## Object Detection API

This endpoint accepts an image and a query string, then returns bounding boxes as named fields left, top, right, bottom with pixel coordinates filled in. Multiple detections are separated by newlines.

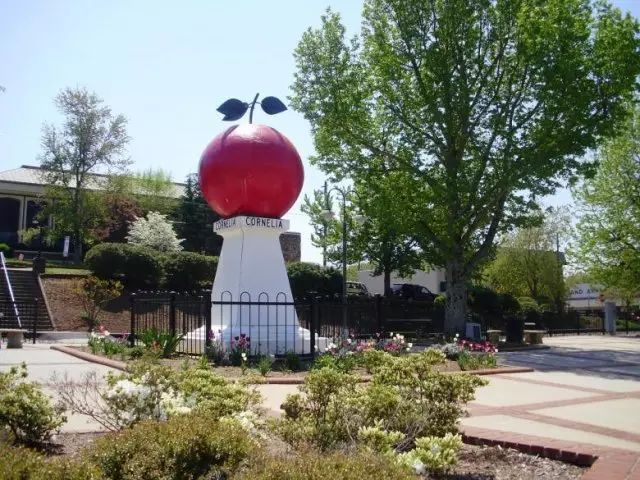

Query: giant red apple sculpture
left=199, top=123, right=304, bottom=218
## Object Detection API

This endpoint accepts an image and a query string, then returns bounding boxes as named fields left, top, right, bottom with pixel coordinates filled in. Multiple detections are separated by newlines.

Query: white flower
left=407, top=343, right=413, bottom=349
left=389, top=332, right=394, bottom=337
left=412, top=459, right=426, bottom=475
left=431, top=444, right=441, bottom=455
left=495, top=348, right=499, bottom=353
left=241, top=352, right=247, bottom=361
left=126, top=211, right=184, bottom=252
left=346, top=338, right=352, bottom=345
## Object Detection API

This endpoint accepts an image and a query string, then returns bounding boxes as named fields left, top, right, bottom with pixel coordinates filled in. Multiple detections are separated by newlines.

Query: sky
left=1, top=0, right=639, bottom=265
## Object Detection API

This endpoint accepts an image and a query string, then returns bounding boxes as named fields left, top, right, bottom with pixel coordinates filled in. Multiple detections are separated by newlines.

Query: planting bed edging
left=51, top=345, right=534, bottom=381
left=462, top=425, right=640, bottom=480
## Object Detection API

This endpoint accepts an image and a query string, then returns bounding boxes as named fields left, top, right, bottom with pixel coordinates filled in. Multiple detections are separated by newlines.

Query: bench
left=0, top=329, right=29, bottom=348
left=523, top=330, right=545, bottom=345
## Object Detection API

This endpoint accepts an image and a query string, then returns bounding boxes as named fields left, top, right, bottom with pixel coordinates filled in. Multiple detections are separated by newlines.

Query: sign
left=63, top=236, right=70, bottom=258
left=213, top=216, right=289, bottom=233
left=568, top=283, right=601, bottom=300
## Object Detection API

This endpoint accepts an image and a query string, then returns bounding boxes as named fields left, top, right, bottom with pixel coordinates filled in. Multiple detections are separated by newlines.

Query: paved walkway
left=0, top=343, right=117, bottom=432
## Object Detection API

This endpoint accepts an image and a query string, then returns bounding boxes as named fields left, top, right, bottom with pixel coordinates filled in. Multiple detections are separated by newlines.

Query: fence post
left=129, top=293, right=136, bottom=347
left=169, top=292, right=177, bottom=337
left=375, top=294, right=383, bottom=335
left=205, top=294, right=212, bottom=349
left=310, top=296, right=317, bottom=359
left=576, top=312, right=580, bottom=335
left=33, top=298, right=38, bottom=344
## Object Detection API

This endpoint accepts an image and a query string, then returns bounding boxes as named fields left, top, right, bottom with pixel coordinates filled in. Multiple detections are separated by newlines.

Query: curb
left=462, top=432, right=597, bottom=467
left=50, top=346, right=533, bottom=383
left=50, top=345, right=127, bottom=371
left=497, top=345, right=551, bottom=352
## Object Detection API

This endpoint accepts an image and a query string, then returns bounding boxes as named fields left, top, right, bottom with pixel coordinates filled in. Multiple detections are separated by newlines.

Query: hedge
left=286, top=262, right=343, bottom=300
left=85, top=243, right=162, bottom=288
left=162, top=252, right=218, bottom=291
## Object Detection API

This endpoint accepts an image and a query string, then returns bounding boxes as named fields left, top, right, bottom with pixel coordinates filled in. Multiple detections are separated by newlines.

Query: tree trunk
left=73, top=230, right=83, bottom=264
left=445, top=258, right=467, bottom=337
left=383, top=267, right=392, bottom=297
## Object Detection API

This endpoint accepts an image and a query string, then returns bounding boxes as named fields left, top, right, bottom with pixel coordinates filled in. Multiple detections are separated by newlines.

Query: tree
left=39, top=87, right=130, bottom=263
left=176, top=174, right=222, bottom=255
left=92, top=195, right=141, bottom=243
left=127, top=211, right=184, bottom=252
left=573, top=103, right=640, bottom=300
left=300, top=186, right=339, bottom=266
left=290, top=2, right=640, bottom=334
left=484, top=207, right=570, bottom=311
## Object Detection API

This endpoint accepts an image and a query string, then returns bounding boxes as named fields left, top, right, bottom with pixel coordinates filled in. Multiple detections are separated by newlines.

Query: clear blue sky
left=1, top=0, right=638, bottom=264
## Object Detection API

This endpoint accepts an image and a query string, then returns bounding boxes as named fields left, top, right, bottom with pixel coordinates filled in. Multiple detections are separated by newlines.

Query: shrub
left=138, top=327, right=183, bottom=358
left=278, top=351, right=486, bottom=451
left=126, top=211, right=184, bottom=252
left=161, top=251, right=217, bottom=290
left=257, top=354, right=275, bottom=376
left=283, top=350, right=302, bottom=371
left=87, top=413, right=256, bottom=480
left=499, top=292, right=521, bottom=315
left=433, top=295, right=445, bottom=309
left=0, top=242, right=12, bottom=257
left=0, top=363, right=66, bottom=444
left=85, top=243, right=161, bottom=287
left=286, top=261, right=343, bottom=300
left=237, top=450, right=413, bottom=480
left=397, top=433, right=463, bottom=476
left=457, top=351, right=497, bottom=371
left=0, top=444, right=103, bottom=479
left=73, top=276, right=123, bottom=330
left=85, top=243, right=126, bottom=280
left=362, top=349, right=394, bottom=374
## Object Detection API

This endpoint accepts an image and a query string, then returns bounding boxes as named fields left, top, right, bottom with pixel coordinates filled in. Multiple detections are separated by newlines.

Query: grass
left=45, top=267, right=91, bottom=275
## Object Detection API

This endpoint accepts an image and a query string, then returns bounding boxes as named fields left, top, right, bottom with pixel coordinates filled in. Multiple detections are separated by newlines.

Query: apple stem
left=248, top=93, right=260, bottom=124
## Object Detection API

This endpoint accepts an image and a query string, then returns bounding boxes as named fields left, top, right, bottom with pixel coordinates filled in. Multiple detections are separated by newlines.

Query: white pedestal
left=185, top=215, right=328, bottom=355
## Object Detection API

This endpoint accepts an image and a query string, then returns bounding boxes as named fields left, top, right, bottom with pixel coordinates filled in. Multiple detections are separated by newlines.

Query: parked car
left=391, top=283, right=437, bottom=302
left=346, top=281, right=371, bottom=297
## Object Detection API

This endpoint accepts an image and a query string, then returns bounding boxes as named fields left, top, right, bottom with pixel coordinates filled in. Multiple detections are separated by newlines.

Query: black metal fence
left=0, top=299, right=40, bottom=343
left=129, top=291, right=445, bottom=356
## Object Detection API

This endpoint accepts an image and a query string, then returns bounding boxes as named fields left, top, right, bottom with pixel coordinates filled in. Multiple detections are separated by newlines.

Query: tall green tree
left=177, top=174, right=222, bottom=255
left=573, top=103, right=640, bottom=299
left=290, top=1, right=640, bottom=333
left=40, top=87, right=130, bottom=263
left=485, top=207, right=570, bottom=310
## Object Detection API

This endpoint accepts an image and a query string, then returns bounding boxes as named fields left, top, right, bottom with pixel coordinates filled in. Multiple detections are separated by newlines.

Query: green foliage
left=88, top=336, right=128, bottom=358
left=573, top=104, right=640, bottom=300
left=518, top=297, right=540, bottom=314
left=138, top=328, right=183, bottom=358
left=433, top=295, right=445, bottom=309
left=73, top=276, right=123, bottom=330
left=290, top=1, right=640, bottom=333
left=457, top=352, right=498, bottom=371
left=362, top=349, right=394, bottom=374
left=237, top=450, right=413, bottom=480
left=277, top=351, right=485, bottom=452
left=0, top=242, right=12, bottom=257
left=283, top=350, right=302, bottom=371
left=85, top=243, right=162, bottom=287
left=286, top=261, right=343, bottom=299
left=357, top=422, right=405, bottom=456
left=0, top=444, right=102, bottom=480
left=176, top=173, right=223, bottom=256
left=0, top=363, right=66, bottom=444
left=40, top=87, right=130, bottom=263
left=257, top=354, right=275, bottom=376
left=161, top=251, right=217, bottom=290
left=397, top=433, right=463, bottom=476
left=87, top=413, right=256, bottom=480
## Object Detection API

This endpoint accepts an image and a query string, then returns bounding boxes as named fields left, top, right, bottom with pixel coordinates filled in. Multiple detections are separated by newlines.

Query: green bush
left=0, top=363, right=66, bottom=445
left=286, top=262, right=343, bottom=300
left=277, top=350, right=486, bottom=451
left=87, top=413, right=257, bottom=480
left=0, top=242, right=12, bottom=257
left=85, top=243, right=126, bottom=280
left=86, top=243, right=161, bottom=287
left=433, top=295, right=445, bottom=309
left=161, top=251, right=217, bottom=290
left=138, top=327, right=184, bottom=358
left=237, top=450, right=413, bottom=480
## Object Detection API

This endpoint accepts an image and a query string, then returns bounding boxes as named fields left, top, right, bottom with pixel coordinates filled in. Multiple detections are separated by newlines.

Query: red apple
left=199, top=124, right=304, bottom=218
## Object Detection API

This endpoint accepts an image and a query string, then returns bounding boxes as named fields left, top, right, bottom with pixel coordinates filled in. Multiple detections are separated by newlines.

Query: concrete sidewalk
left=0, top=344, right=117, bottom=432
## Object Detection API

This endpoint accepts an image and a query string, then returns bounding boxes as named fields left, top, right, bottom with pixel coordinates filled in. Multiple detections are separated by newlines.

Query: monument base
left=184, top=215, right=329, bottom=355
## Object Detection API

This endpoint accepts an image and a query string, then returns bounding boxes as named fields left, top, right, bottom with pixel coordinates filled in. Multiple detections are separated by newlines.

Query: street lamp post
left=322, top=186, right=365, bottom=336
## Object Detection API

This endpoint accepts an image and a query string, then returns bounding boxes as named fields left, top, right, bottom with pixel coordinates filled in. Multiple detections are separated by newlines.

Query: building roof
left=0, top=165, right=186, bottom=198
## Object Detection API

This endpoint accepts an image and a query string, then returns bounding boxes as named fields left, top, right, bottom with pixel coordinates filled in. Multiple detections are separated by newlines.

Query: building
left=0, top=165, right=301, bottom=262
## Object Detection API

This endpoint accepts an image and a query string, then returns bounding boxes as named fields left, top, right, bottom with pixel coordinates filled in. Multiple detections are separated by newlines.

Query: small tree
left=39, top=87, right=130, bottom=263
left=72, top=276, right=123, bottom=330
left=127, top=211, right=184, bottom=252
left=176, top=174, right=222, bottom=255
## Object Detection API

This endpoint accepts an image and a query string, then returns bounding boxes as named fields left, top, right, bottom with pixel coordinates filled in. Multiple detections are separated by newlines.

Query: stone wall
left=279, top=232, right=301, bottom=263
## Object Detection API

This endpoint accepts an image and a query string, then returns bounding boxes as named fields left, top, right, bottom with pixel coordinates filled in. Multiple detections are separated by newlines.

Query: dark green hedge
left=286, top=262, right=343, bottom=300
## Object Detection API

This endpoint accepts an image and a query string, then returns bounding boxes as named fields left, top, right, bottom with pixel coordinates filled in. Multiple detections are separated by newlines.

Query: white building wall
left=357, top=268, right=447, bottom=296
